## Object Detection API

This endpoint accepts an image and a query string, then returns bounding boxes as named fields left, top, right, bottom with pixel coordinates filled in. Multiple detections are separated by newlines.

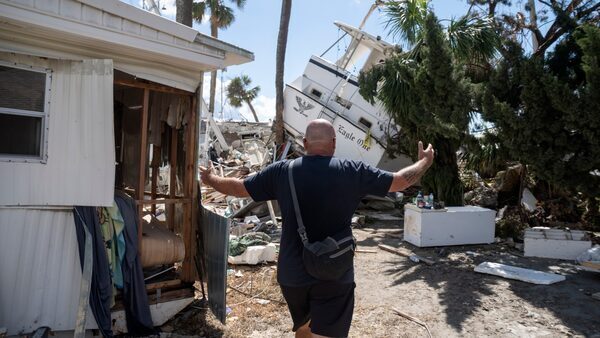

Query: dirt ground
left=163, top=218, right=600, bottom=337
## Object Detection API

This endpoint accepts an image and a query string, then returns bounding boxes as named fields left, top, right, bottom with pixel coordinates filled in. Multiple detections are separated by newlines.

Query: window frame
left=0, top=60, right=52, bottom=164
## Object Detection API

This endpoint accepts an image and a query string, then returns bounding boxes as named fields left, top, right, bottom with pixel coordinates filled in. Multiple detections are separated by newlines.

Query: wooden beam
left=181, top=95, right=197, bottom=282
left=151, top=144, right=161, bottom=214
left=168, top=127, right=178, bottom=232
left=115, top=78, right=192, bottom=96
left=146, top=288, right=194, bottom=305
left=135, top=198, right=191, bottom=205
left=124, top=187, right=182, bottom=199
left=145, top=279, right=182, bottom=292
left=378, top=244, right=435, bottom=265
left=137, top=88, right=150, bottom=255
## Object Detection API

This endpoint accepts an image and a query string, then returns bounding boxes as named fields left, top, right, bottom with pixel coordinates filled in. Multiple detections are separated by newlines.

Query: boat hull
left=283, top=85, right=388, bottom=167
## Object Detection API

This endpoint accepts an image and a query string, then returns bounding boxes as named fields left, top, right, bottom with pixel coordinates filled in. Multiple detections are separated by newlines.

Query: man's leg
left=281, top=285, right=311, bottom=336
left=309, top=282, right=355, bottom=338
left=295, top=321, right=311, bottom=338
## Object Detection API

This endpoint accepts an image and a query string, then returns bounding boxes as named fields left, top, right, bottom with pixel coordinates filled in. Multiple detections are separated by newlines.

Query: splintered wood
left=201, top=164, right=249, bottom=205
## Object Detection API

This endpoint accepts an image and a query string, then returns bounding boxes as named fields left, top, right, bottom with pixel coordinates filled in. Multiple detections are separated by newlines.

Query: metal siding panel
left=102, top=11, right=122, bottom=30
left=0, top=208, right=83, bottom=335
left=34, top=0, right=59, bottom=14
left=122, top=19, right=141, bottom=35
left=201, top=208, right=229, bottom=324
left=59, top=0, right=82, bottom=20
left=140, top=25, right=158, bottom=39
left=81, top=4, right=103, bottom=26
left=0, top=53, right=115, bottom=207
left=10, top=0, right=34, bottom=7
left=157, top=31, right=174, bottom=44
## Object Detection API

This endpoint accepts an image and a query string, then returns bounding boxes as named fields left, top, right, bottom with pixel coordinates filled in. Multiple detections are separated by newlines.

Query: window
left=358, top=117, right=372, bottom=129
left=310, top=88, right=323, bottom=99
left=0, top=62, right=51, bottom=162
left=335, top=95, right=352, bottom=109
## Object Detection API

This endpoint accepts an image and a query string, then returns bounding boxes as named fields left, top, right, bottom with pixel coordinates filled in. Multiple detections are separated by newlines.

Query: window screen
left=0, top=114, right=42, bottom=156
left=0, top=63, right=49, bottom=160
left=0, top=66, right=46, bottom=112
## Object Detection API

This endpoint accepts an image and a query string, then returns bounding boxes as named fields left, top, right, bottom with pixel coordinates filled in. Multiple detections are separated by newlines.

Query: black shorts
left=280, top=281, right=355, bottom=338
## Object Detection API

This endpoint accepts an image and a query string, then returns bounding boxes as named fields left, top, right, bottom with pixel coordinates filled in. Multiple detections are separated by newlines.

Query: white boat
left=283, top=17, right=412, bottom=170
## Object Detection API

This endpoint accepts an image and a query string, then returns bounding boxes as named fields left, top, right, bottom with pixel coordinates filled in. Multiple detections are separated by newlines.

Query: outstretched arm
left=200, top=165, right=250, bottom=197
left=388, top=141, right=435, bottom=192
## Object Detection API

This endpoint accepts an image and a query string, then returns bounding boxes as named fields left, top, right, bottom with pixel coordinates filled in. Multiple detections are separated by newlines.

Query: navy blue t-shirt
left=243, top=155, right=393, bottom=286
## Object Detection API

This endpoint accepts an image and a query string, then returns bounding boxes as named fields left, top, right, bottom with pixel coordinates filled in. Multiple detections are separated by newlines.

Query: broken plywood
left=524, top=228, right=591, bottom=260
left=474, top=262, right=565, bottom=285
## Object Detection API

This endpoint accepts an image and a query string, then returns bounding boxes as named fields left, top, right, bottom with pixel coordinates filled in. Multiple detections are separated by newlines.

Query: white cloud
left=201, top=73, right=275, bottom=122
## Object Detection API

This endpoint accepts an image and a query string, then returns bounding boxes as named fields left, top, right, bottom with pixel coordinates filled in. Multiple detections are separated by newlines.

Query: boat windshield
left=331, top=21, right=395, bottom=74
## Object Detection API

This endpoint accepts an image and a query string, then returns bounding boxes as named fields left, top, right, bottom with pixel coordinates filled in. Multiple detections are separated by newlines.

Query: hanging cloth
left=73, top=206, right=114, bottom=338
left=114, top=191, right=156, bottom=335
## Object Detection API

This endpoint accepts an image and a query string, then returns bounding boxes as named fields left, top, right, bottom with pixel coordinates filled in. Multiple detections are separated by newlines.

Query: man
left=200, top=119, right=434, bottom=338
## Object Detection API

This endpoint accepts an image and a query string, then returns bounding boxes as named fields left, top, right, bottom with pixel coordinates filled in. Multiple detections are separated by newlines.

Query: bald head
left=303, top=119, right=336, bottom=156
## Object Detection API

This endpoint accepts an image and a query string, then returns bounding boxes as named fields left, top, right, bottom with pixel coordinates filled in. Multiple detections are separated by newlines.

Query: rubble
left=464, top=186, right=498, bottom=208
left=524, top=228, right=592, bottom=260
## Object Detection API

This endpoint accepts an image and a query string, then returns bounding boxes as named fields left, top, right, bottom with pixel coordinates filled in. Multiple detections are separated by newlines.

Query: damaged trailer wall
left=201, top=207, right=230, bottom=324
left=0, top=52, right=114, bottom=207
left=0, top=208, right=98, bottom=335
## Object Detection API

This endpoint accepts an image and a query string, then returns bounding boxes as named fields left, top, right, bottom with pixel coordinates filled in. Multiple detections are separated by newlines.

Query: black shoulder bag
left=288, top=159, right=356, bottom=281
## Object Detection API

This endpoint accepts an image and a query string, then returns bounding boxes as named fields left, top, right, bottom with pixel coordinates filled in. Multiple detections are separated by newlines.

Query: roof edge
left=194, top=34, right=254, bottom=63
left=77, top=0, right=198, bottom=42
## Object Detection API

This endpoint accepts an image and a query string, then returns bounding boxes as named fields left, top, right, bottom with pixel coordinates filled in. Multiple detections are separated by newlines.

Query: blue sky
left=124, top=0, right=498, bottom=121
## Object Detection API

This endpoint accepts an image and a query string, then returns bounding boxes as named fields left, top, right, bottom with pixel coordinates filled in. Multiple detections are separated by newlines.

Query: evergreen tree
left=360, top=14, right=474, bottom=205
left=479, top=25, right=600, bottom=225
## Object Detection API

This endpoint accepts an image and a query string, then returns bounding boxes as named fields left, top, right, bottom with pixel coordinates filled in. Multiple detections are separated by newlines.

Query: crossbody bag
left=288, top=159, right=356, bottom=281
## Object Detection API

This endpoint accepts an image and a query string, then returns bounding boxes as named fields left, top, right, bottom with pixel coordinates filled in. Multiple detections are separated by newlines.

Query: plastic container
left=416, top=191, right=424, bottom=208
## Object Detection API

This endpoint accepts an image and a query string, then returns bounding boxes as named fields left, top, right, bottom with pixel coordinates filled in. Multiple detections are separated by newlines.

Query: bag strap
left=288, top=159, right=309, bottom=246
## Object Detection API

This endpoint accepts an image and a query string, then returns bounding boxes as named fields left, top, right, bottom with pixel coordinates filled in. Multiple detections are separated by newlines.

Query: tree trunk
left=274, top=0, right=292, bottom=144
left=246, top=100, right=260, bottom=122
left=583, top=197, right=600, bottom=230
left=175, top=0, right=193, bottom=27
left=209, top=20, right=219, bottom=116
left=421, top=139, right=464, bottom=206
left=527, top=0, right=539, bottom=51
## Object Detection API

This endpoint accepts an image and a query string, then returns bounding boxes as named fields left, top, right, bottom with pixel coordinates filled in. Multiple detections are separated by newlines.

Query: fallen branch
left=227, top=284, right=286, bottom=305
left=378, top=244, right=435, bottom=265
left=355, top=248, right=377, bottom=253
left=392, top=307, right=432, bottom=338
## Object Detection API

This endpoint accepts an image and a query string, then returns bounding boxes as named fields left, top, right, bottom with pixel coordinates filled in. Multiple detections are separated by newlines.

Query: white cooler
left=403, top=204, right=496, bottom=247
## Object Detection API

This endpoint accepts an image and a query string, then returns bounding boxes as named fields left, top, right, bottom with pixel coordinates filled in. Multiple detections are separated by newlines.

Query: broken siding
left=201, top=208, right=230, bottom=324
left=0, top=53, right=114, bottom=207
left=0, top=208, right=97, bottom=335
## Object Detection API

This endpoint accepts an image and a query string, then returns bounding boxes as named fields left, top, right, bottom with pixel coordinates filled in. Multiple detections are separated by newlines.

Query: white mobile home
left=0, top=0, right=252, bottom=335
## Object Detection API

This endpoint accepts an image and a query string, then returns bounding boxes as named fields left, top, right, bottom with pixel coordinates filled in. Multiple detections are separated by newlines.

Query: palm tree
left=226, top=75, right=261, bottom=122
left=193, top=0, right=247, bottom=115
left=274, top=0, right=292, bottom=144
left=175, top=0, right=193, bottom=27
left=383, top=0, right=499, bottom=66
left=358, top=4, right=500, bottom=205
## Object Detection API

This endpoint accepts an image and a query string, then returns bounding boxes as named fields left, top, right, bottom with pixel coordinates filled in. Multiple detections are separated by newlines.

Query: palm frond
left=226, top=75, right=260, bottom=108
left=213, top=5, right=235, bottom=29
left=447, top=15, right=500, bottom=63
left=192, top=2, right=207, bottom=24
left=229, top=0, right=247, bottom=10
left=383, top=0, right=429, bottom=45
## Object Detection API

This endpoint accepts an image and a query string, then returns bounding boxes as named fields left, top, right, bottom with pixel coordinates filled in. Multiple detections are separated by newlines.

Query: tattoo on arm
left=401, top=167, right=421, bottom=186
left=389, top=159, right=431, bottom=192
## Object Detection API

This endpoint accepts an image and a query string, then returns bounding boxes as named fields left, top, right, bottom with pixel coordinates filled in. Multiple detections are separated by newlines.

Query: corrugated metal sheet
left=201, top=207, right=230, bottom=324
left=0, top=207, right=93, bottom=335
left=0, top=53, right=115, bottom=207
